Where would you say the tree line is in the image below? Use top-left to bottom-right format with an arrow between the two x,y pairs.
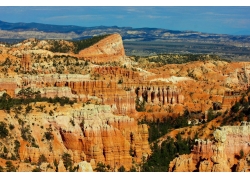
0,90 -> 76,111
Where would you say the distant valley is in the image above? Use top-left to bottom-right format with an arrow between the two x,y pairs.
0,20 -> 250,61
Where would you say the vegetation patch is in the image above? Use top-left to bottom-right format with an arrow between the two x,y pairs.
141,134 -> 194,172
72,34 -> 110,53
0,90 -> 76,111
0,122 -> 9,138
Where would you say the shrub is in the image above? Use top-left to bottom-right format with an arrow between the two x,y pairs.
72,34 -> 110,54
207,108 -> 216,122
118,79 -> 123,84
3,146 -> 8,153
5,161 -> 16,172
0,122 -> 9,138
25,105 -> 32,113
9,124 -> 15,130
118,165 -> 125,172
14,140 -> 20,158
21,126 -> 30,141
38,154 -> 47,165
94,162 -> 108,172
70,119 -> 75,126
130,166 -> 137,172
0,165 -> 3,172
44,131 -> 53,141
32,167 -> 41,172
240,149 -> 244,159
62,153 -> 73,170
49,110 -> 54,116
54,159 -> 59,172
231,102 -> 241,113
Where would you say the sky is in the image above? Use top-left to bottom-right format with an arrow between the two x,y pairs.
0,1 -> 250,35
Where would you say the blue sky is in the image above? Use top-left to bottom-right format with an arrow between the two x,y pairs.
0,5 -> 250,35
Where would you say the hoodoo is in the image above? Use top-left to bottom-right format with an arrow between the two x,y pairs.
0,32 -> 250,172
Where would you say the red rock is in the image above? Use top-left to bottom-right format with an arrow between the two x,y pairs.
78,34 -> 125,63
169,123 -> 250,172
20,54 -> 32,72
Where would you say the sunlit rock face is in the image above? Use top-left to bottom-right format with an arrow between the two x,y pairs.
78,34 -> 125,63
16,104 -> 150,171
169,122 -> 250,172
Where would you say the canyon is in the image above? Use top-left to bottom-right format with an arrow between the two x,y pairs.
0,33 -> 249,172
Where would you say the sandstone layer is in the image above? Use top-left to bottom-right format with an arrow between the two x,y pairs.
78,34 -> 125,63
169,122 -> 250,172
0,103 -> 150,171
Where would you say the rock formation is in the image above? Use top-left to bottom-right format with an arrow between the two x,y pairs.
92,66 -> 142,83
135,86 -> 184,105
78,34 -> 125,63
8,74 -> 137,115
0,78 -> 18,97
221,90 -> 242,110
20,54 -> 32,72
168,154 -> 196,172
169,122 -> 250,172
1,33 -> 250,172
235,153 -> 250,172
14,104 -> 150,171
76,161 -> 93,172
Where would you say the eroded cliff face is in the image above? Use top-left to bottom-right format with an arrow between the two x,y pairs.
4,70 -> 185,116
6,34 -> 250,117
146,60 -> 250,113
169,122 -> 250,172
1,33 -> 250,172
0,103 -> 150,171
55,104 -> 150,169
15,74 -> 137,115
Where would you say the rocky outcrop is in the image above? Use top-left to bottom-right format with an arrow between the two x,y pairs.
0,78 -> 18,97
58,160 -> 67,172
169,122 -> 250,172
193,123 -> 250,171
1,71 -> 186,115
12,74 -> 136,115
17,163 -> 36,172
16,104 -> 150,171
92,66 -> 142,83
78,34 -> 125,63
146,60 -> 250,113
135,86 -> 184,105
56,104 -> 150,170
15,87 -> 78,99
20,54 -> 32,72
236,154 -> 250,172
168,154 -> 196,172
221,92 -> 242,110
198,160 -> 212,172
76,161 -> 93,172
